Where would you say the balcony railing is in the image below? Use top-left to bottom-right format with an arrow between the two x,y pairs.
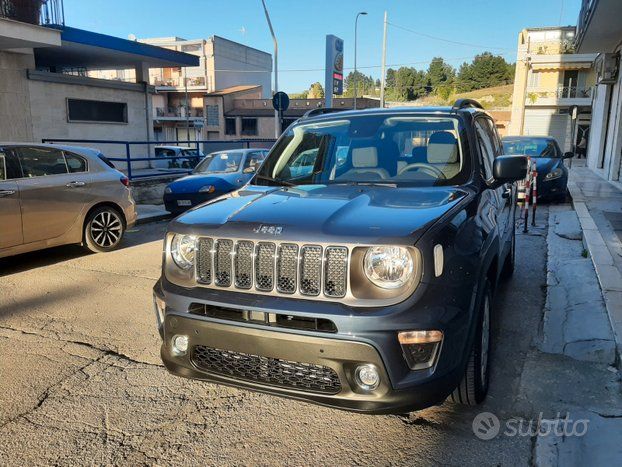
155,107 -> 204,118
0,0 -> 64,26
152,75 -> 206,88
526,85 -> 593,103
528,40 -> 576,55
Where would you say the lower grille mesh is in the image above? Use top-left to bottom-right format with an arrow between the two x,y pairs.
192,345 -> 341,394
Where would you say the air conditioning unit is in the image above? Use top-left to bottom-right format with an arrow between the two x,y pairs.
596,53 -> 619,85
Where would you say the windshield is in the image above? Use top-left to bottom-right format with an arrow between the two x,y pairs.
254,115 -> 468,187
194,152 -> 243,173
502,138 -> 560,158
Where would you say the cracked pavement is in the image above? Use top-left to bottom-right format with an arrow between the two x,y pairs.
1,210 -> 621,466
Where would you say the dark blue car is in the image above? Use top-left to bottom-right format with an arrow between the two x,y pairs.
502,136 -> 573,202
163,149 -> 268,214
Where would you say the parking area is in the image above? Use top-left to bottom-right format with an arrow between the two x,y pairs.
0,207 -> 620,465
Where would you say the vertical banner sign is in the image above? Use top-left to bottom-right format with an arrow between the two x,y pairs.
325,35 -> 344,108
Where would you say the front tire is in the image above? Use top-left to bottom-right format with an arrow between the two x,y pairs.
450,279 -> 492,406
83,206 -> 125,253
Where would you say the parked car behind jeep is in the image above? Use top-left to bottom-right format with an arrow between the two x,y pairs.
153,101 -> 527,414
0,143 -> 136,258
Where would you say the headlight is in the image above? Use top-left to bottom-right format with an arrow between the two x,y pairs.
164,186 -> 172,194
199,185 -> 216,193
170,234 -> 197,270
364,246 -> 414,289
544,168 -> 563,181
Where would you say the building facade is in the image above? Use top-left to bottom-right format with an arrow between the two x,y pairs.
576,0 -> 622,184
0,4 -> 197,171
509,27 -> 598,152
91,35 -> 272,142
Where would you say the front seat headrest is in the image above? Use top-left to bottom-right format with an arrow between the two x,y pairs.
427,131 -> 458,164
351,147 -> 379,168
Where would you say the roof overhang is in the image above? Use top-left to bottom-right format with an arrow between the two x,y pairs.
576,0 -> 622,53
34,26 -> 199,69
0,17 -> 61,50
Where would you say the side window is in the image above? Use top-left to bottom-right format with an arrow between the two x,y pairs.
243,151 -> 265,170
18,147 -> 68,178
485,118 -> 504,156
64,152 -> 88,173
0,152 -> 6,180
474,120 -> 495,180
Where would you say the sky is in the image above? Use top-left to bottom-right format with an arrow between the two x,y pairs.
63,0 -> 582,93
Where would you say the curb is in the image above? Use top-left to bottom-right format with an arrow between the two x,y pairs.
568,180 -> 622,368
136,213 -> 172,225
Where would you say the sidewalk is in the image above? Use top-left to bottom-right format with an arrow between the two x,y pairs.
567,161 -> 622,367
135,204 -> 171,225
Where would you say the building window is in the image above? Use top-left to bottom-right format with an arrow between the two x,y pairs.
67,99 -> 127,123
241,118 -> 258,136
528,71 -> 540,88
207,105 -> 219,126
225,118 -> 237,135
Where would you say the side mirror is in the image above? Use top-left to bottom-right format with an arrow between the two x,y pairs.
491,155 -> 528,187
563,151 -> 574,159
243,166 -> 256,174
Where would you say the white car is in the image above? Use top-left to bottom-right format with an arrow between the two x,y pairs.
152,146 -> 204,169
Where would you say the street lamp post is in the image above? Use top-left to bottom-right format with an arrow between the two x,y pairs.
261,0 -> 280,138
353,11 -> 367,110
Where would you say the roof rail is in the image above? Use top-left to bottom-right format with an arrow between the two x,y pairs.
451,98 -> 484,110
301,107 -> 344,119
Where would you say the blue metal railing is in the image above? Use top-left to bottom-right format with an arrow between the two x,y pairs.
41,138 -> 276,180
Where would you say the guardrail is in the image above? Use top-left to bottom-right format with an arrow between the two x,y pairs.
41,138 -> 276,180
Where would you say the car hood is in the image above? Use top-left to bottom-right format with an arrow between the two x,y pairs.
532,158 -> 561,174
167,172 -> 247,193
170,184 -> 469,244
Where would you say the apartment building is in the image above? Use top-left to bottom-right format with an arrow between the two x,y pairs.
92,35 -> 272,142
203,86 -> 379,140
575,0 -> 622,184
509,26 -> 598,151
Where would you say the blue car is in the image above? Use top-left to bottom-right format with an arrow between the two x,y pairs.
163,148 -> 268,214
502,136 -> 573,202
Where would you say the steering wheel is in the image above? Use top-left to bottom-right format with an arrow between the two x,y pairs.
397,163 -> 446,179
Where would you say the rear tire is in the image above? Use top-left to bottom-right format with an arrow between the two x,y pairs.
450,280 -> 492,406
83,206 -> 125,253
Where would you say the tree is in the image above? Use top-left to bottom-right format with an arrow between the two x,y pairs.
456,52 -> 513,92
385,67 -> 427,101
344,70 -> 375,97
308,82 -> 325,99
426,57 -> 455,90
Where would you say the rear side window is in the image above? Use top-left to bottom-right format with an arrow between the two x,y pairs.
98,153 -> 116,168
64,152 -> 88,173
18,147 -> 67,177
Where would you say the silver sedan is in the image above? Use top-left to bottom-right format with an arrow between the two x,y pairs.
0,143 -> 137,258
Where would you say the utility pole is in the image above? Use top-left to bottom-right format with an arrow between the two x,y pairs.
261,0 -> 280,138
380,11 -> 388,108
353,11 -> 367,110
184,72 -> 190,144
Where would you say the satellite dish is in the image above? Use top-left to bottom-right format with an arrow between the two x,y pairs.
128,34 -> 137,41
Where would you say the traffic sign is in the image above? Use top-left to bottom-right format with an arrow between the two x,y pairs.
272,92 -> 290,112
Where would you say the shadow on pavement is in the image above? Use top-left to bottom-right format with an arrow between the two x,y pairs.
0,221 -> 168,277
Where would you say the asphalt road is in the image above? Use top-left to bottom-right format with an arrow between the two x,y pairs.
0,206 -> 617,465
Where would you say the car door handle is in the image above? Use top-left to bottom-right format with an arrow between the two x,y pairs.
66,181 -> 86,188
502,187 -> 512,199
0,189 -> 16,197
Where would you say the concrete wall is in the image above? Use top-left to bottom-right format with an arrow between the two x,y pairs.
28,73 -> 154,168
587,83 -> 610,172
0,50 -> 34,141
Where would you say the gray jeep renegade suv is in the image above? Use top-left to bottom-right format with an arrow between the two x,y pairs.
153,100 -> 527,414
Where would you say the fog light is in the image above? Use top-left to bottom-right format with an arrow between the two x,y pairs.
398,330 -> 443,370
172,334 -> 189,355
355,364 -> 380,390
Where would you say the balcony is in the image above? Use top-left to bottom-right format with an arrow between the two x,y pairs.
154,107 -> 204,120
528,40 -> 575,55
0,0 -> 64,26
525,85 -> 593,106
151,74 -> 206,89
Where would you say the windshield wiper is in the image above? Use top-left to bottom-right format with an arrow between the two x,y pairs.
254,174 -> 297,187
331,181 -> 398,188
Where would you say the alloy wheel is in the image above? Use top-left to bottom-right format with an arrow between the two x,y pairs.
90,210 -> 122,248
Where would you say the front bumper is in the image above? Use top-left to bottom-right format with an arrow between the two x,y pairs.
154,278 -> 474,414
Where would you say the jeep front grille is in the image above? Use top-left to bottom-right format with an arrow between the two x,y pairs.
191,345 -> 342,394
195,238 -> 349,299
